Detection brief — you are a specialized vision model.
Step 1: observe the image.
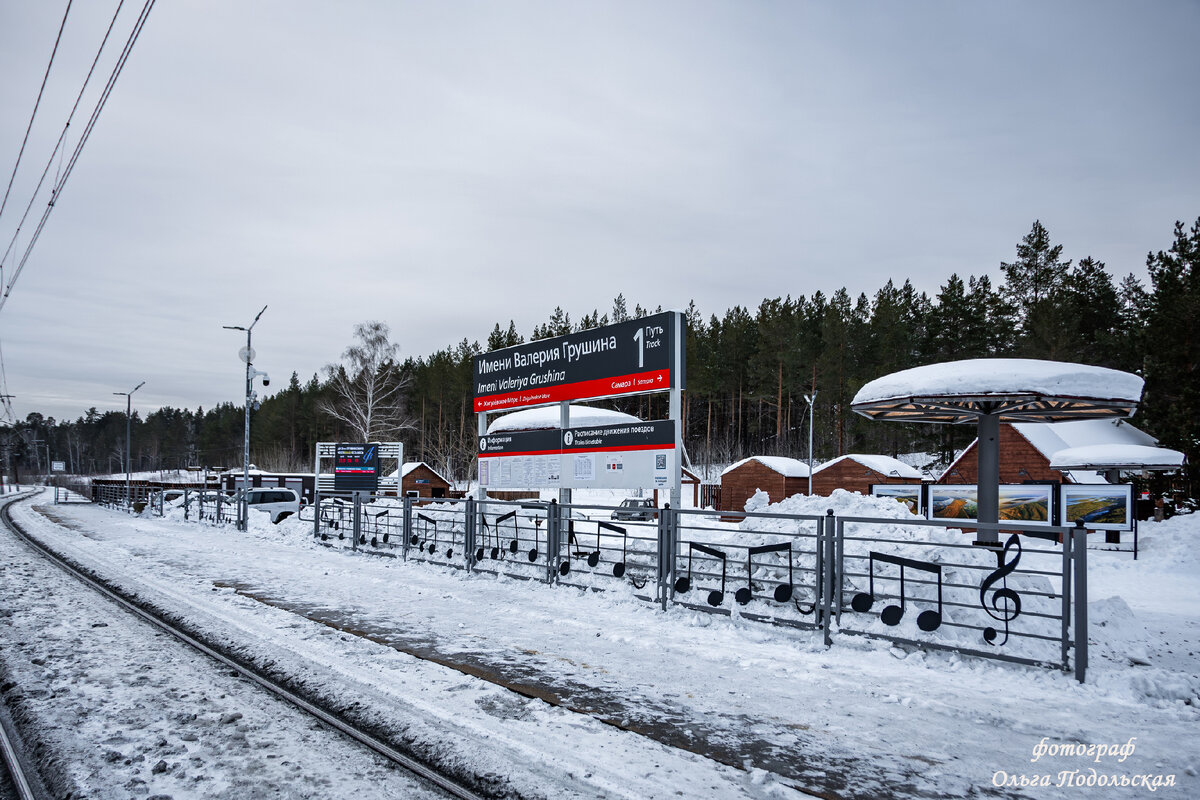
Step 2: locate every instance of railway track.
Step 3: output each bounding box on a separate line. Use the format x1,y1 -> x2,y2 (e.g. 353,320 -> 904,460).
0,492 -> 493,800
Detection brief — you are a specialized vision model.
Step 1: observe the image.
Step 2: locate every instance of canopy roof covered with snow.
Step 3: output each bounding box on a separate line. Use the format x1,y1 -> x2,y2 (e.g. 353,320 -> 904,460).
721,455 -> 811,479
851,358 -> 1144,424
814,454 -> 924,480
1049,444 -> 1186,471
487,405 -> 640,433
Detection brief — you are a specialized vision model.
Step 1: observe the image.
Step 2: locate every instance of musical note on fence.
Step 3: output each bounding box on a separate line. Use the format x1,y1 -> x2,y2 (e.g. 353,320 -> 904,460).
475,516 -> 491,562
735,542 -> 794,605
850,551 -> 943,632
414,513 -> 437,554
494,511 -> 516,559
674,543 -> 728,607
979,534 -> 1022,646
559,521 -> 628,578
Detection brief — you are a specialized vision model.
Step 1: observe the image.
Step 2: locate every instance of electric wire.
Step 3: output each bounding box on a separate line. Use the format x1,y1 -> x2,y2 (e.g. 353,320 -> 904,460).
0,0 -> 128,271
0,0 -> 155,314
0,1 -> 73,226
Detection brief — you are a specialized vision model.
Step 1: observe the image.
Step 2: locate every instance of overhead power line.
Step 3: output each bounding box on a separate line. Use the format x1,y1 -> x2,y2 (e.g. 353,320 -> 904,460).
0,0 -> 128,272
0,0 -> 156,315
0,1 -> 73,225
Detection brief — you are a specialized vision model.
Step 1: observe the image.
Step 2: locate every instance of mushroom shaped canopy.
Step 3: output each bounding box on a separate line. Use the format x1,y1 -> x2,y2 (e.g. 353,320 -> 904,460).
1049,444 -> 1186,472
852,358 -> 1144,424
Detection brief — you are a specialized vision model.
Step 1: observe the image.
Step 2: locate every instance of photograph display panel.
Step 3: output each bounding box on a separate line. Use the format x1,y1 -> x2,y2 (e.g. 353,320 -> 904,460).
871,484 -> 923,516
1061,484 -> 1133,531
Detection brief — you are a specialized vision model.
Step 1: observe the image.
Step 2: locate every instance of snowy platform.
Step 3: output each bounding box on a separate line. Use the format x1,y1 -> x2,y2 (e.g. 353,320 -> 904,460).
5,494 -> 1199,798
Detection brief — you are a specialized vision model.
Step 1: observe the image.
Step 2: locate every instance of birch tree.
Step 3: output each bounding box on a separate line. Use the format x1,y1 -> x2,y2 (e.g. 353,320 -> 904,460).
319,321 -> 414,441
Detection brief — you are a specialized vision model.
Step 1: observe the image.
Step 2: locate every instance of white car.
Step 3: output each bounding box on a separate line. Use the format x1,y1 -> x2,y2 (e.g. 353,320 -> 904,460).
244,487 -> 301,523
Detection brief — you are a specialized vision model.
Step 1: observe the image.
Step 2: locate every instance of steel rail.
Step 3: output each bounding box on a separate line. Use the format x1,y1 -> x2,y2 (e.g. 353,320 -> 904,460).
0,493 -> 489,800
0,711 -> 40,800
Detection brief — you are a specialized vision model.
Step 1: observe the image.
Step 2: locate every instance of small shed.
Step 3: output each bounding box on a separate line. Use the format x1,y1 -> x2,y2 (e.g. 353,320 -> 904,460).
719,456 -> 811,514
811,454 -> 924,496
399,462 -> 453,499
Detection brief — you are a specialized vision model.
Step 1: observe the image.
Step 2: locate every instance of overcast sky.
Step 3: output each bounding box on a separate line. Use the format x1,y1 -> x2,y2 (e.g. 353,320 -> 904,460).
0,1 -> 1197,423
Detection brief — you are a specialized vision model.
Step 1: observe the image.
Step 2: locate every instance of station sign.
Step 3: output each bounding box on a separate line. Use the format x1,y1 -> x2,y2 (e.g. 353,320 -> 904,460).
333,443 -> 380,492
478,420 -> 675,490
472,311 -> 683,413
51,461 -> 66,473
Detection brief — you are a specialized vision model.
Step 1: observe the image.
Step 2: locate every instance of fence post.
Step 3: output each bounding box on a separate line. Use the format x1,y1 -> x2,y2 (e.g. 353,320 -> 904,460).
822,509 -> 836,646
352,493 -> 363,551
402,495 -> 412,561
1072,521 -> 1088,683
184,489 -> 190,521
313,492 -> 322,538
465,497 -> 476,572
546,500 -> 559,584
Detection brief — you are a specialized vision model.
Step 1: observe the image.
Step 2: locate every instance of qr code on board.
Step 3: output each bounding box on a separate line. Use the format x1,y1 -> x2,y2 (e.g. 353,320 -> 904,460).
656,455 -> 666,469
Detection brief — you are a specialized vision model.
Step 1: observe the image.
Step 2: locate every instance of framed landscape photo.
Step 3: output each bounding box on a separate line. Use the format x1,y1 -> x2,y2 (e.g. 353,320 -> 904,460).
928,484 -> 1053,525
929,485 -> 978,522
1061,484 -> 1134,531
872,484 -> 923,516
997,484 -> 1053,526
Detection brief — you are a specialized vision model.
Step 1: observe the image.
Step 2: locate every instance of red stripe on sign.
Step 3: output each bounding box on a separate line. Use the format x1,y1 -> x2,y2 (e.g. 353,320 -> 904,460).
474,369 -> 671,412
562,443 -> 672,455
478,443 -> 672,458
478,448 -> 561,458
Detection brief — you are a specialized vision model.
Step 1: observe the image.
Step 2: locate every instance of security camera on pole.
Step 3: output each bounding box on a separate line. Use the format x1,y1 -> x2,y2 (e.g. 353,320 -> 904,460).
224,305 -> 267,531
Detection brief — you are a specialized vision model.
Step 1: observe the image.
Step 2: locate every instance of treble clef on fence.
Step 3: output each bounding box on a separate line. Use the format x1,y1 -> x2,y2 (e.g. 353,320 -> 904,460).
979,533 -> 1022,646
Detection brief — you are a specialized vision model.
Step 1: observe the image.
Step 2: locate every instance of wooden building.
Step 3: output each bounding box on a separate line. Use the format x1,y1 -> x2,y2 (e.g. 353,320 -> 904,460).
718,456 -> 811,513
399,462 -> 453,498
939,419 -> 1158,485
810,454 -> 924,497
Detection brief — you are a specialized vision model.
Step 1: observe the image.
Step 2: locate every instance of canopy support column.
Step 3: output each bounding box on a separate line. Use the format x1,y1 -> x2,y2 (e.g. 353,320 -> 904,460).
976,411 -> 1000,545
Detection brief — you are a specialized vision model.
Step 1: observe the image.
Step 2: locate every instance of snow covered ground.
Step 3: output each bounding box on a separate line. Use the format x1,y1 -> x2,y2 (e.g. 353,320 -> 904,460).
3,489 -> 1198,798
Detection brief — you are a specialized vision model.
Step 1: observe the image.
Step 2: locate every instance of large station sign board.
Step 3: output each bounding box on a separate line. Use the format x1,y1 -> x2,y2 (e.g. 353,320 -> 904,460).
478,420 -> 675,490
472,311 -> 683,413
333,443 -> 380,492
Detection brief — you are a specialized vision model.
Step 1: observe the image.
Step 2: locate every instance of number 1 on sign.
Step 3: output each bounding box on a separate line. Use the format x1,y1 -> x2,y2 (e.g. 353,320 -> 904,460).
633,327 -> 643,368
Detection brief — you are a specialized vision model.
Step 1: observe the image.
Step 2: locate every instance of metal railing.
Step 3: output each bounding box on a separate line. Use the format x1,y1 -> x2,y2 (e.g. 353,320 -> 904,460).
92,488 -> 1099,681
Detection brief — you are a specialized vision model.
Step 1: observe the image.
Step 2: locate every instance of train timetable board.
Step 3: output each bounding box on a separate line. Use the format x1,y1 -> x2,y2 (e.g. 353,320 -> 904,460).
472,311 -> 683,413
333,443 -> 380,492
478,420 -> 675,490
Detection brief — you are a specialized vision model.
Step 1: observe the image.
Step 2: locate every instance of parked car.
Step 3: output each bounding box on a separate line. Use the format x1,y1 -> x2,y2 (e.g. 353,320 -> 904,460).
611,498 -> 657,521
244,487 -> 301,523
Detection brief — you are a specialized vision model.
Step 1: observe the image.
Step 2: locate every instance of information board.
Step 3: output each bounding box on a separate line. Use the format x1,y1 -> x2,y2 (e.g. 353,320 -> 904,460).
478,420 -> 675,490
333,443 -> 380,492
473,311 -> 682,413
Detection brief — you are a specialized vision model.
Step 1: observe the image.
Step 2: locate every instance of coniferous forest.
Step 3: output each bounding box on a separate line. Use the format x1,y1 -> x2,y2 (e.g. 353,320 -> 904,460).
6,219 -> 1198,496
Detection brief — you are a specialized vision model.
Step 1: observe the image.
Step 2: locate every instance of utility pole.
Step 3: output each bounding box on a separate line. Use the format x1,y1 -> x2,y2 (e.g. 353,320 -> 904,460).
113,382 -> 145,508
224,305 -> 268,531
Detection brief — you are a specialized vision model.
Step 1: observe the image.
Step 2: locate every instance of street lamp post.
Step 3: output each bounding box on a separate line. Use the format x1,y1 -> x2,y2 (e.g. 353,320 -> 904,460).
804,390 -> 817,495
113,381 -> 145,509
224,305 -> 268,531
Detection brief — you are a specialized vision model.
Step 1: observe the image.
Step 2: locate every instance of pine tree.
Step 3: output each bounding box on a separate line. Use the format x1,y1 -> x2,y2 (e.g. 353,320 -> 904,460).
1141,217 -> 1200,496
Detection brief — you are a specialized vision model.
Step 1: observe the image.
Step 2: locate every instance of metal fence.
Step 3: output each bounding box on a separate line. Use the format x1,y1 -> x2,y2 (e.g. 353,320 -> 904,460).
295,495 -> 1095,681
94,488 -> 1100,681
